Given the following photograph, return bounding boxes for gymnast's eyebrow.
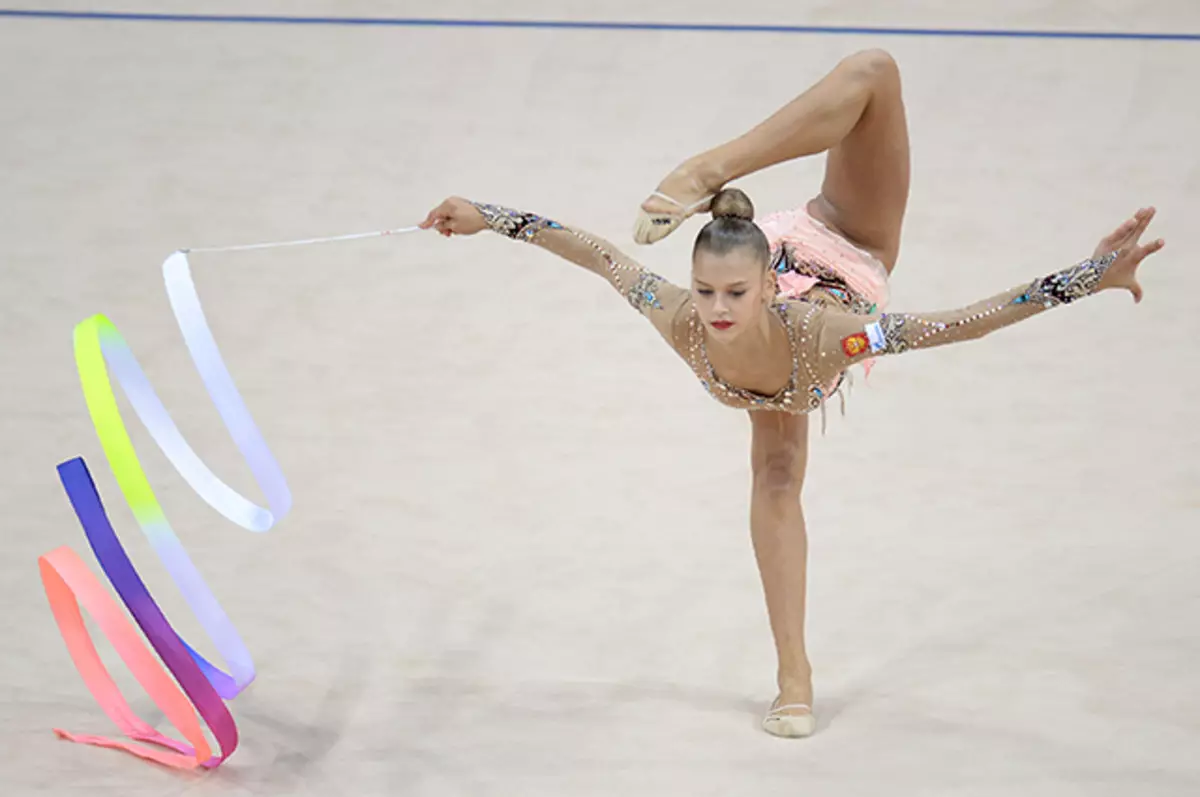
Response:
[694,279,750,289]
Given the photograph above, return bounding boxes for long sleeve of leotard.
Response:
[807,251,1119,383]
[470,201,691,342]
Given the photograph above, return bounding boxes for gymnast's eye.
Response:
[729,290,746,298]
[696,288,714,296]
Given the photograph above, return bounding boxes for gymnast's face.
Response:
[690,248,775,340]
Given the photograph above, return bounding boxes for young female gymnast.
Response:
[419,49,1164,738]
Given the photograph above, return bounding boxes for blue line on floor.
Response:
[1,9,1198,41]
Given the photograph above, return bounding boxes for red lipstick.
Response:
[711,321,735,330]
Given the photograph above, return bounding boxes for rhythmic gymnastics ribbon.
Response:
[38,225,420,769]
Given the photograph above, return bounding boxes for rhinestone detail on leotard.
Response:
[470,200,1121,417]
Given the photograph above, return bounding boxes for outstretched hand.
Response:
[419,197,487,237]
[1095,207,1165,303]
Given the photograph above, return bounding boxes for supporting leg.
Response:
[748,409,815,736]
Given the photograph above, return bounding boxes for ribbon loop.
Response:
[39,225,422,769]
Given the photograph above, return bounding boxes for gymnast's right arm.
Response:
[420,196,691,340]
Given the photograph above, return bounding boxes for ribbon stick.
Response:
[39,226,423,769]
[181,225,419,254]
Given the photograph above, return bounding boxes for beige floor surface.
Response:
[2,3,1199,795]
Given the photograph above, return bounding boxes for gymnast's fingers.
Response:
[1137,237,1166,263]
[1129,207,1156,244]
[1107,216,1137,246]
[1130,278,1144,304]
[418,209,439,230]
[419,199,455,230]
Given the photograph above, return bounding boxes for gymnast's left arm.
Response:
[420,196,691,340]
[807,207,1166,378]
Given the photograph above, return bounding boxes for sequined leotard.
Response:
[470,201,1117,416]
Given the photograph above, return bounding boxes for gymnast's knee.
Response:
[844,48,900,85]
[752,452,806,500]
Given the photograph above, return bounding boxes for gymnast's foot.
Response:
[632,158,726,245]
[762,674,816,738]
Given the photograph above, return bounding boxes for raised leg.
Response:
[748,409,814,732]
[640,49,911,270]
[816,51,910,270]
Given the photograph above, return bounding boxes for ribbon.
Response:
[38,226,420,769]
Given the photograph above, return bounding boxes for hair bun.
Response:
[709,187,755,222]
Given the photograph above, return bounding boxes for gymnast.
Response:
[419,49,1164,738]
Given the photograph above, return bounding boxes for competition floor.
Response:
[3,2,1199,795]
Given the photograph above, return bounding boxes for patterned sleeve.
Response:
[470,201,691,341]
[807,252,1119,380]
